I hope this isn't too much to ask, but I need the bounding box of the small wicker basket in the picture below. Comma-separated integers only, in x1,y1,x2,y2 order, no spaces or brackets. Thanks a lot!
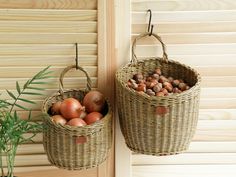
42,65,112,170
116,33,201,156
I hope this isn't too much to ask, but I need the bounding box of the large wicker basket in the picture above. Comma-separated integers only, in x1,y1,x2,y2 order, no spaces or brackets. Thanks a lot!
116,33,201,156
42,65,112,170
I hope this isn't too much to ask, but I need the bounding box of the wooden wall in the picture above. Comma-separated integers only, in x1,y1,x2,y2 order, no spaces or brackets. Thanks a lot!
0,0,115,177
131,0,236,177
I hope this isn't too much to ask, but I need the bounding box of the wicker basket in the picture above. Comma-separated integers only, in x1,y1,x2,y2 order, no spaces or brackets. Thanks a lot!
42,65,112,170
116,33,201,156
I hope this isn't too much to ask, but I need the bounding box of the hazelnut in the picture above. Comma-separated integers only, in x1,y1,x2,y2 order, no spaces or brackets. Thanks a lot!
127,81,132,88
156,106,169,116
178,83,187,91
159,76,168,83
154,68,162,75
157,82,163,89
136,83,146,92
146,76,153,82
133,73,144,83
173,87,182,94
146,89,155,96
156,92,165,97
172,80,180,87
186,85,190,90
131,82,138,89
168,77,174,83
129,79,136,84
163,82,173,92
153,84,162,93
160,88,168,95
179,79,184,83
152,73,160,80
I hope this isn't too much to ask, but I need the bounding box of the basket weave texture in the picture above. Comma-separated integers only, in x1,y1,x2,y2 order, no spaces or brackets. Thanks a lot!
42,65,112,170
115,33,201,156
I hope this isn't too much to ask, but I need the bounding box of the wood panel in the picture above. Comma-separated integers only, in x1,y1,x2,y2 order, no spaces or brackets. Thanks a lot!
0,9,97,21
132,10,236,23
0,56,97,66
199,109,236,120
132,0,236,11
132,153,236,165
0,33,97,44
0,21,97,33
132,22,236,34
132,33,236,44
0,44,97,55
132,165,236,177
0,0,97,10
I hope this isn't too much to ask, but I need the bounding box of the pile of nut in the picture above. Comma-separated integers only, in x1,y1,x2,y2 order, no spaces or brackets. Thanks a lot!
127,68,190,96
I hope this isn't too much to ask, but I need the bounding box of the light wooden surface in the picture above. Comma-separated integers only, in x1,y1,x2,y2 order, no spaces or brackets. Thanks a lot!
128,0,236,177
0,0,115,177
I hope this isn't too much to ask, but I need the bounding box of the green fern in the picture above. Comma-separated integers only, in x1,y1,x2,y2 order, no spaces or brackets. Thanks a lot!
0,66,52,177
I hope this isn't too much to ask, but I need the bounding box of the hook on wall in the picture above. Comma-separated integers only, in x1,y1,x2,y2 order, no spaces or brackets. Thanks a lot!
75,43,79,70
147,9,154,36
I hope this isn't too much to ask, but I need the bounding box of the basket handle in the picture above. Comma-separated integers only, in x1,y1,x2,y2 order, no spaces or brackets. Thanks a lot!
59,65,92,95
131,32,168,64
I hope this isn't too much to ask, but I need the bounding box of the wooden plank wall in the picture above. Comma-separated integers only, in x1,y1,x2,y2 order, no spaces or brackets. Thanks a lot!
131,0,236,177
0,0,114,177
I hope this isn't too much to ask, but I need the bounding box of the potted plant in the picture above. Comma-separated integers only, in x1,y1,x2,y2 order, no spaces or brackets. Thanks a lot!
0,66,52,177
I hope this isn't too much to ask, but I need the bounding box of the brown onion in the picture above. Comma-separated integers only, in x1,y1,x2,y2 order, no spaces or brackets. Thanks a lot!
51,101,62,115
60,98,85,119
51,115,67,125
83,91,105,113
84,112,103,125
66,118,87,127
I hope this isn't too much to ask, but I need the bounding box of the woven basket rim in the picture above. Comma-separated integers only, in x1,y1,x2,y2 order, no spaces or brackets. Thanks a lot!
116,57,201,100
42,89,112,131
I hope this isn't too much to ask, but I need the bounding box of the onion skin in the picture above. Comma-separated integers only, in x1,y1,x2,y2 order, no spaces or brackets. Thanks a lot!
83,91,105,113
51,101,62,115
51,115,67,126
67,118,87,127
84,112,103,125
60,98,84,119
79,111,87,119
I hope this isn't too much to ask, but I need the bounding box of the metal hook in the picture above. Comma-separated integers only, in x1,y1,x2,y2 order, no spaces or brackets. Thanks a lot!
147,9,154,36
75,43,79,70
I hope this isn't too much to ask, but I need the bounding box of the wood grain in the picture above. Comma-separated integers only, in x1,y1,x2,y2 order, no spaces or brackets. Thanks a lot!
132,0,236,11
0,33,97,44
132,22,236,33
199,109,236,120
0,44,97,55
0,21,97,33
0,0,97,9
132,10,236,23
0,9,97,21
132,165,236,177
17,144,45,155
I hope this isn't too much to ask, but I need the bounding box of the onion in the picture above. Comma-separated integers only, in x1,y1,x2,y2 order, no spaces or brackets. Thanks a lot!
83,91,105,113
79,111,87,119
60,98,85,120
51,101,62,115
51,115,67,126
66,118,87,127
84,112,103,125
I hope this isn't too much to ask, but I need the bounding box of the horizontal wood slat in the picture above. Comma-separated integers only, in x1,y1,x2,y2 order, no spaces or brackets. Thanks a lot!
0,0,97,10
0,9,97,21
199,109,236,120
0,77,97,90
132,33,236,44
200,98,236,109
0,21,97,33
17,144,45,155
132,153,236,165
132,0,236,11
0,66,97,78
135,44,236,56
0,44,97,55
132,22,236,33
0,56,97,66
132,10,236,23
0,33,97,44
132,165,236,177
188,142,236,153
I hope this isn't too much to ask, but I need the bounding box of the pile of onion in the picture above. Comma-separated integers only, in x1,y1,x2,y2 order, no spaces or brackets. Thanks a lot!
50,90,106,127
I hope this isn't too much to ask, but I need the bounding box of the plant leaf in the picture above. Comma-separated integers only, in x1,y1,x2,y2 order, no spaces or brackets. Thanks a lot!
28,110,32,121
14,103,30,111
31,81,49,85
6,90,17,100
18,98,36,104
23,79,30,89
22,92,43,96
16,81,21,94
